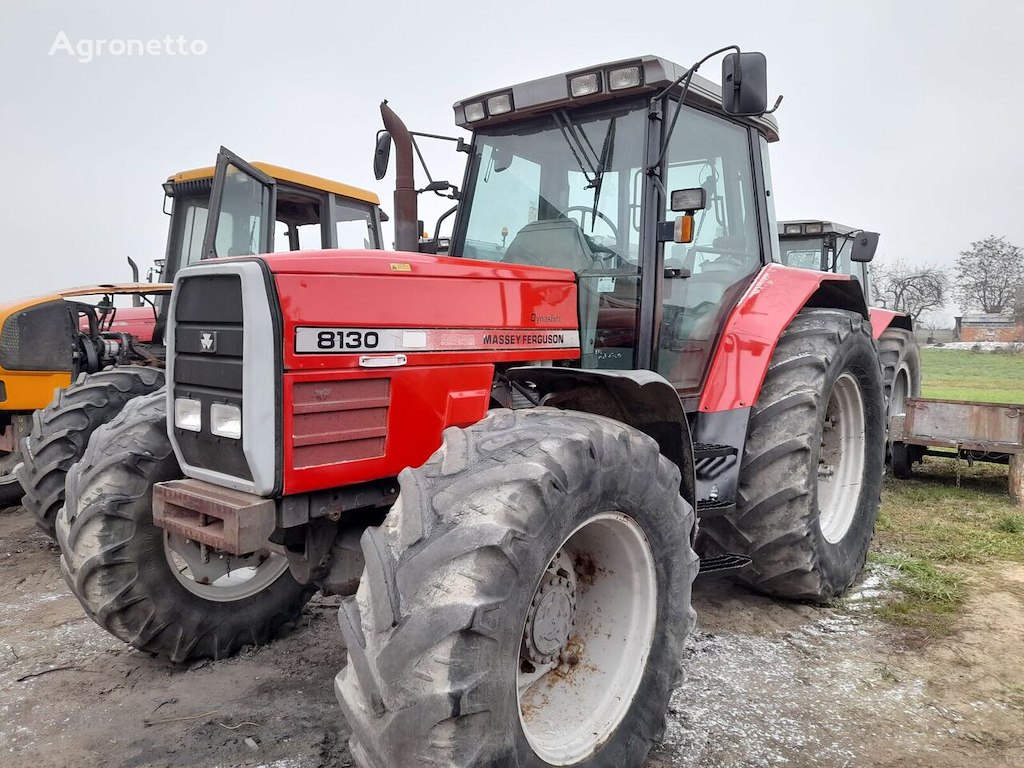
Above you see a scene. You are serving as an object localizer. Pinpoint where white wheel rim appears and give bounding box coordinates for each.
[517,512,657,765]
[889,366,910,418]
[163,532,289,602]
[817,372,867,544]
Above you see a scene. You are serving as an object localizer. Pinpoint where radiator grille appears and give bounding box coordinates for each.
[291,379,389,468]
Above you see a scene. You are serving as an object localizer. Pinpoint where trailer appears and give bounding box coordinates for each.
[889,397,1024,506]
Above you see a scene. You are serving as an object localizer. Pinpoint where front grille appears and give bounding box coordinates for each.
[172,274,252,480]
[0,302,75,372]
[292,379,389,468]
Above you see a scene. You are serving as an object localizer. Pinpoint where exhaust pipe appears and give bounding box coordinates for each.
[380,102,419,254]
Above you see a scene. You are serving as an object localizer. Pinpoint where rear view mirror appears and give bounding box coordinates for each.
[721,52,768,116]
[373,130,392,180]
[851,231,880,262]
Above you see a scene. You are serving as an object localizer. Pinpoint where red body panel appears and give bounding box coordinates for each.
[77,307,159,342]
[867,308,901,339]
[698,264,856,413]
[265,250,580,494]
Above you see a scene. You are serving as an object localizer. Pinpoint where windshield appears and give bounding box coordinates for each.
[456,100,648,369]
[779,236,824,270]
[457,99,648,269]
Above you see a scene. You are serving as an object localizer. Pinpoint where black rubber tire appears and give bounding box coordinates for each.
[17,366,165,538]
[891,441,914,479]
[57,388,314,662]
[698,309,885,602]
[878,327,921,459]
[0,450,23,507]
[336,408,698,768]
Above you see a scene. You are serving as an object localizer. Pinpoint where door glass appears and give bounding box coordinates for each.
[333,197,379,249]
[217,166,272,257]
[658,105,761,392]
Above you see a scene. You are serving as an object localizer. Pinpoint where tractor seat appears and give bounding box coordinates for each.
[502,219,596,272]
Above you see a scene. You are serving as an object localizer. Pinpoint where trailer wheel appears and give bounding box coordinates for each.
[17,366,165,538]
[890,441,915,479]
[336,408,697,768]
[699,309,885,602]
[57,389,313,662]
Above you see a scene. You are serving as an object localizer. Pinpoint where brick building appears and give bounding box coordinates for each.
[956,313,1024,342]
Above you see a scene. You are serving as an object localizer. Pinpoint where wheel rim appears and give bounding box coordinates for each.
[516,512,657,765]
[817,372,867,544]
[889,366,910,418]
[163,532,289,602]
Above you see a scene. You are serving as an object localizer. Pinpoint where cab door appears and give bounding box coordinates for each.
[202,147,277,260]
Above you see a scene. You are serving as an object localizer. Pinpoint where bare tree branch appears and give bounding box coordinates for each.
[873,258,948,320]
[954,235,1024,314]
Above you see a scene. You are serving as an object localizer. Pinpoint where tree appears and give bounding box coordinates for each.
[873,258,948,320]
[954,235,1024,314]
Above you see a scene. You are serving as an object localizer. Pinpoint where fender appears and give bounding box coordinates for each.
[507,367,696,506]
[698,264,869,413]
[868,308,913,338]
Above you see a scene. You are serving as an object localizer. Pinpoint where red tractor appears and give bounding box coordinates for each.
[59,50,886,767]
[779,218,921,434]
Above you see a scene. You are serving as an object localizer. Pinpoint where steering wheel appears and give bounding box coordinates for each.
[561,206,619,240]
[561,206,622,268]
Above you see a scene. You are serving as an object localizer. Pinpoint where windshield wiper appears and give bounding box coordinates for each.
[553,110,616,229]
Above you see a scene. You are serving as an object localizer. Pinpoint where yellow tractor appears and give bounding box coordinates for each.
[2,150,383,536]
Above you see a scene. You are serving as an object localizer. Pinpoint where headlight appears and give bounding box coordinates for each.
[486,92,513,116]
[570,72,601,97]
[608,65,642,91]
[463,101,486,122]
[210,402,242,439]
[174,397,202,432]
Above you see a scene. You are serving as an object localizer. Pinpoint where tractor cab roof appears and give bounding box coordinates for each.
[453,54,780,141]
[779,220,859,238]
[165,162,380,205]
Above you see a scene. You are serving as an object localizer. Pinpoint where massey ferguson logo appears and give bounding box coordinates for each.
[199,331,217,353]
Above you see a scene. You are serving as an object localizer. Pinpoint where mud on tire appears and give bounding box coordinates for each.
[698,309,885,602]
[57,388,314,662]
[336,408,698,768]
[17,366,165,538]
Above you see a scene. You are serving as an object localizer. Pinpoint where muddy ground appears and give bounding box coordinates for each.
[1,505,1022,768]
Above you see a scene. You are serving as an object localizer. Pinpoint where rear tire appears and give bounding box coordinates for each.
[17,366,165,538]
[336,408,698,768]
[57,389,314,662]
[878,327,920,456]
[698,309,885,602]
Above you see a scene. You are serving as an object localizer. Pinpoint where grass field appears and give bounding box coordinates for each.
[868,348,1024,633]
[919,348,1024,403]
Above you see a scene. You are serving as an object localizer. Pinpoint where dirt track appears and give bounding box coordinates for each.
[1,505,1022,768]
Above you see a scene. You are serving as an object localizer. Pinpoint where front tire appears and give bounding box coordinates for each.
[336,408,698,768]
[57,389,314,661]
[18,366,165,538]
[699,309,885,602]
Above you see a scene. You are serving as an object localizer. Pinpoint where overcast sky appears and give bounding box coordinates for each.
[2,0,1022,317]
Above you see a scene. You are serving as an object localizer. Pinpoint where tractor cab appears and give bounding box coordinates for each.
[445,56,779,395]
[779,219,879,303]
[161,152,383,283]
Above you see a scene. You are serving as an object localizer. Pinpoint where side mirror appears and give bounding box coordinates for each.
[851,231,880,262]
[492,146,513,173]
[721,52,768,116]
[373,130,392,180]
